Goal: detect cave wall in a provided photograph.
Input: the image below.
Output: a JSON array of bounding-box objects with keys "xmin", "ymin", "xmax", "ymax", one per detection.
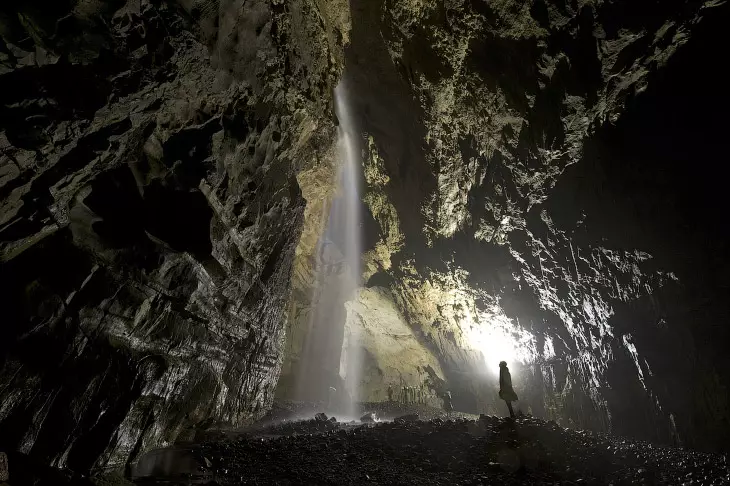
[
  {"xmin": 0, "ymin": 0, "xmax": 348, "ymax": 470},
  {"xmin": 3, "ymin": 0, "xmax": 727, "ymax": 473},
  {"xmin": 276, "ymin": 149, "xmax": 339, "ymax": 400},
  {"xmin": 550, "ymin": 4, "xmax": 730, "ymax": 448},
  {"xmin": 336, "ymin": 0, "xmax": 729, "ymax": 451},
  {"xmin": 340, "ymin": 287, "xmax": 446, "ymax": 406}
]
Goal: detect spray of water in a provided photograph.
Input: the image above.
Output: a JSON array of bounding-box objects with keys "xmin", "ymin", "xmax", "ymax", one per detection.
[
  {"xmin": 294, "ymin": 80, "xmax": 362, "ymax": 418},
  {"xmin": 333, "ymin": 81, "xmax": 363, "ymax": 417}
]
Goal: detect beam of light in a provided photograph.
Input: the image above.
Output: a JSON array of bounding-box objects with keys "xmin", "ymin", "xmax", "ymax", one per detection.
[{"xmin": 462, "ymin": 311, "xmax": 537, "ymax": 378}]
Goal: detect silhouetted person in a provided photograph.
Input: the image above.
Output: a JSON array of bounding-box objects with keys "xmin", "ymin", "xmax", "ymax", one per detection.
[
  {"xmin": 499, "ymin": 361, "xmax": 518, "ymax": 418},
  {"xmin": 387, "ymin": 385, "xmax": 393, "ymax": 402}
]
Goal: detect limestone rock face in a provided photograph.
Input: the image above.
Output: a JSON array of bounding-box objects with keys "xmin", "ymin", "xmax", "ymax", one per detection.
[
  {"xmin": 340, "ymin": 287, "xmax": 445, "ymax": 406},
  {"xmin": 0, "ymin": 0, "xmax": 347, "ymax": 470},
  {"xmin": 338, "ymin": 0, "xmax": 730, "ymax": 451}
]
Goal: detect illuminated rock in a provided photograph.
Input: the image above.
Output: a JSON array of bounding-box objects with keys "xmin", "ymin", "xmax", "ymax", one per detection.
[{"xmin": 339, "ymin": 287, "xmax": 446, "ymax": 405}]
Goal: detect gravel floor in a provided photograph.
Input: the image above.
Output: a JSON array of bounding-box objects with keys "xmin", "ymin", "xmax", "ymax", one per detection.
[{"xmin": 131, "ymin": 404, "xmax": 729, "ymax": 486}]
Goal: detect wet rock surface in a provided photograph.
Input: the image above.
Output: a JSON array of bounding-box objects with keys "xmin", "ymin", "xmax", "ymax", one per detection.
[
  {"xmin": 0, "ymin": 0, "xmax": 347, "ymax": 471},
  {"xmin": 139, "ymin": 415, "xmax": 729, "ymax": 485},
  {"xmin": 2, "ymin": 0, "xmax": 730, "ymax": 479},
  {"xmin": 275, "ymin": 0, "xmax": 730, "ymax": 454}
]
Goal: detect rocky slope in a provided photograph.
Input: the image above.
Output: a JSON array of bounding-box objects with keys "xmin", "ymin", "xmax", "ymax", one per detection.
[
  {"xmin": 146, "ymin": 413, "xmax": 730, "ymax": 485},
  {"xmin": 0, "ymin": 0, "xmax": 348, "ymax": 472}
]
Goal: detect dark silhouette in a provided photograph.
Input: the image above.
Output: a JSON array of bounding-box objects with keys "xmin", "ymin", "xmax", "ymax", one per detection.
[{"xmin": 499, "ymin": 361, "xmax": 518, "ymax": 418}]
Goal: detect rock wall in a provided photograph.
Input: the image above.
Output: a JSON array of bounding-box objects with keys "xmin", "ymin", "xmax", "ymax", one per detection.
[
  {"xmin": 337, "ymin": 0, "xmax": 729, "ymax": 451},
  {"xmin": 276, "ymin": 157, "xmax": 339, "ymax": 400},
  {"xmin": 340, "ymin": 287, "xmax": 446, "ymax": 406},
  {"xmin": 0, "ymin": 0, "xmax": 348, "ymax": 471}
]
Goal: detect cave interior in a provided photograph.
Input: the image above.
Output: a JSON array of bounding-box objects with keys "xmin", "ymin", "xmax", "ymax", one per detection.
[{"xmin": 1, "ymin": 0, "xmax": 729, "ymax": 484}]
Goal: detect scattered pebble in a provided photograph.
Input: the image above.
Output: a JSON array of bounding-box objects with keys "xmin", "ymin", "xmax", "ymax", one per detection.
[{"xmin": 163, "ymin": 410, "xmax": 730, "ymax": 485}]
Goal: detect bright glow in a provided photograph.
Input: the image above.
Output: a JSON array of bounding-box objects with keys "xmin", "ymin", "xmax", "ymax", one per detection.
[
  {"xmin": 543, "ymin": 335, "xmax": 556, "ymax": 360},
  {"xmin": 462, "ymin": 312, "xmax": 537, "ymax": 377}
]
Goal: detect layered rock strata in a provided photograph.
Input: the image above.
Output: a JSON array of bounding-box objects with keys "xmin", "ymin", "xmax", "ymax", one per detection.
[{"xmin": 0, "ymin": 0, "xmax": 348, "ymax": 471}]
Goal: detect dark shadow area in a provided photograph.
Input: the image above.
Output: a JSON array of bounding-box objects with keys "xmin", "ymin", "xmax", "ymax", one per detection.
[
  {"xmin": 344, "ymin": 0, "xmax": 437, "ymax": 252},
  {"xmin": 83, "ymin": 164, "xmax": 215, "ymax": 260},
  {"xmin": 545, "ymin": 3, "xmax": 730, "ymax": 451}
]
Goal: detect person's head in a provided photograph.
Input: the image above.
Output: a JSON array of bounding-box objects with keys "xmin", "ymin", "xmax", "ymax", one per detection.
[{"xmin": 499, "ymin": 361, "xmax": 508, "ymax": 369}]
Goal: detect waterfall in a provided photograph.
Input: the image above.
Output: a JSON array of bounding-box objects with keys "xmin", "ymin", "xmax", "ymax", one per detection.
[
  {"xmin": 333, "ymin": 81, "xmax": 363, "ymax": 418},
  {"xmin": 294, "ymin": 80, "xmax": 362, "ymax": 418}
]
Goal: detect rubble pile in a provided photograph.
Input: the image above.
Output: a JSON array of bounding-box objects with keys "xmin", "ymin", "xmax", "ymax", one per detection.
[{"xmin": 190, "ymin": 415, "xmax": 729, "ymax": 485}]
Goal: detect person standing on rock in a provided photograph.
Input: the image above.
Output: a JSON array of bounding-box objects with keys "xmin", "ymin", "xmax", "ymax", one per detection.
[{"xmin": 499, "ymin": 361, "xmax": 518, "ymax": 418}]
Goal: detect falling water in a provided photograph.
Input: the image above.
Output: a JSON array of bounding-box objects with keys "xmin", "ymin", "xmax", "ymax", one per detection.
[
  {"xmin": 333, "ymin": 81, "xmax": 363, "ymax": 418},
  {"xmin": 332, "ymin": 83, "xmax": 362, "ymax": 287},
  {"xmin": 294, "ymin": 81, "xmax": 362, "ymax": 417}
]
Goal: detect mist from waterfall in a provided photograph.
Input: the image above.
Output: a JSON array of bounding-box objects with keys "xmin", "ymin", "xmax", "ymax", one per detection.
[
  {"xmin": 333, "ymin": 81, "xmax": 363, "ymax": 417},
  {"xmin": 294, "ymin": 81, "xmax": 362, "ymax": 418},
  {"xmin": 332, "ymin": 82, "xmax": 362, "ymax": 292}
]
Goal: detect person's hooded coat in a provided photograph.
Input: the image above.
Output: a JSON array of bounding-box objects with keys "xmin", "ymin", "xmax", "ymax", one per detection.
[{"xmin": 499, "ymin": 362, "xmax": 519, "ymax": 402}]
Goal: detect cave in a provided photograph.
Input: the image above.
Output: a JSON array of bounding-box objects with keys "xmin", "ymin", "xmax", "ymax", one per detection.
[{"xmin": 1, "ymin": 0, "xmax": 729, "ymax": 484}]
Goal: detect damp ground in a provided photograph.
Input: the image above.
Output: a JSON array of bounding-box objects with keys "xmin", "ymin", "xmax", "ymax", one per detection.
[{"xmin": 129, "ymin": 402, "xmax": 728, "ymax": 486}]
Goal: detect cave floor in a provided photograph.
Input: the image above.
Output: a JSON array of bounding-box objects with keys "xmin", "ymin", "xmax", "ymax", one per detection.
[{"xmin": 129, "ymin": 405, "xmax": 729, "ymax": 486}]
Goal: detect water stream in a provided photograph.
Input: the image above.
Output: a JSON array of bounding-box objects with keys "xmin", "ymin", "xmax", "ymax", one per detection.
[
  {"xmin": 333, "ymin": 81, "xmax": 363, "ymax": 417},
  {"xmin": 294, "ymin": 81, "xmax": 362, "ymax": 417}
]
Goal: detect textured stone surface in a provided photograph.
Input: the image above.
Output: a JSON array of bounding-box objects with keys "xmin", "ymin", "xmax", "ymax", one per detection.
[
  {"xmin": 334, "ymin": 0, "xmax": 730, "ymax": 452},
  {"xmin": 340, "ymin": 287, "xmax": 445, "ymax": 405},
  {"xmin": 276, "ymin": 147, "xmax": 339, "ymax": 399},
  {"xmin": 0, "ymin": 0, "xmax": 347, "ymax": 471},
  {"xmin": 171, "ymin": 414, "xmax": 730, "ymax": 485},
  {"xmin": 2, "ymin": 0, "xmax": 729, "ymax": 476}
]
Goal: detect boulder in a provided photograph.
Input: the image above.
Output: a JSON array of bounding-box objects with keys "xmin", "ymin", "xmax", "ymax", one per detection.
[{"xmin": 360, "ymin": 412, "xmax": 377, "ymax": 423}]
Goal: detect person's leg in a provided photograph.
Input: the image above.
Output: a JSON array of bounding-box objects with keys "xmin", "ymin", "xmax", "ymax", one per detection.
[{"xmin": 506, "ymin": 401, "xmax": 515, "ymax": 418}]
